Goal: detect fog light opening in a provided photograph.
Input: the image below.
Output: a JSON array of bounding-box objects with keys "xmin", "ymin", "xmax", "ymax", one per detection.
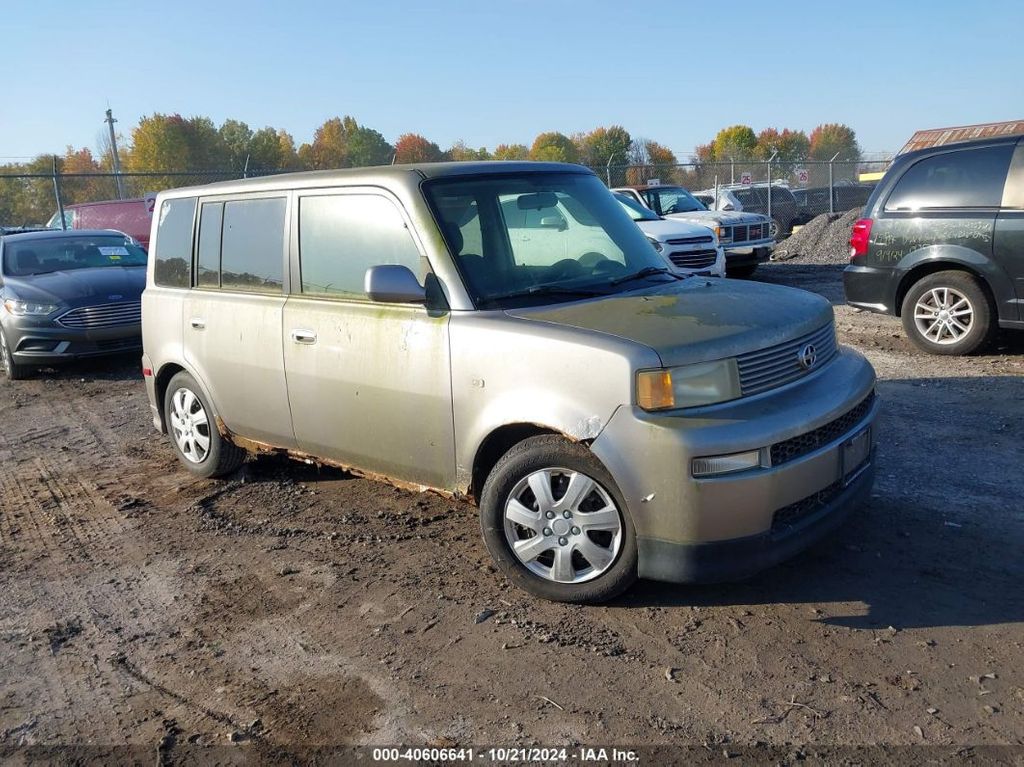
[{"xmin": 692, "ymin": 449, "xmax": 762, "ymax": 478}]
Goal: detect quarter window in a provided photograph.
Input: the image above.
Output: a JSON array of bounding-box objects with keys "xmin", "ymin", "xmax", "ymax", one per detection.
[
  {"xmin": 298, "ymin": 194, "xmax": 423, "ymax": 298},
  {"xmin": 885, "ymin": 146, "xmax": 1014, "ymax": 211},
  {"xmin": 154, "ymin": 197, "xmax": 196, "ymax": 288},
  {"xmin": 220, "ymin": 197, "xmax": 286, "ymax": 293}
]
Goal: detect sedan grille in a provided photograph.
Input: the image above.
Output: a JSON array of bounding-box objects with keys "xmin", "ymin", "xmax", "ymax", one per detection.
[
  {"xmin": 770, "ymin": 391, "xmax": 876, "ymax": 466},
  {"xmin": 668, "ymin": 249, "xmax": 718, "ymax": 270},
  {"xmin": 57, "ymin": 301, "xmax": 141, "ymax": 329},
  {"xmin": 736, "ymin": 323, "xmax": 838, "ymax": 397}
]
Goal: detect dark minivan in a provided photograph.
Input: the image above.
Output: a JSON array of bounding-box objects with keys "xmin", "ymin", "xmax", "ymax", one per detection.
[{"xmin": 844, "ymin": 136, "xmax": 1024, "ymax": 355}]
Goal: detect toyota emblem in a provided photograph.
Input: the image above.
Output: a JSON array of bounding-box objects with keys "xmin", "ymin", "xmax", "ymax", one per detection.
[{"xmin": 798, "ymin": 344, "xmax": 817, "ymax": 370}]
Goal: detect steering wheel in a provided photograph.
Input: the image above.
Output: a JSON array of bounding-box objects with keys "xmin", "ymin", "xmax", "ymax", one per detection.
[{"xmin": 545, "ymin": 258, "xmax": 586, "ymax": 280}]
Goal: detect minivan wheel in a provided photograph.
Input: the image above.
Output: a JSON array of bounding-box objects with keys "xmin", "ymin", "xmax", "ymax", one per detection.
[
  {"xmin": 480, "ymin": 435, "xmax": 637, "ymax": 603},
  {"xmin": 901, "ymin": 271, "xmax": 995, "ymax": 355},
  {"xmin": 0, "ymin": 328, "xmax": 29, "ymax": 380},
  {"xmin": 164, "ymin": 371, "xmax": 246, "ymax": 478}
]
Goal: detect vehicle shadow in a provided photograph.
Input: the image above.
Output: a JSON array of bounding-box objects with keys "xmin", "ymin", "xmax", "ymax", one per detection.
[
  {"xmin": 617, "ymin": 373, "xmax": 1024, "ymax": 631},
  {"xmin": 27, "ymin": 352, "xmax": 143, "ymax": 383},
  {"xmin": 752, "ymin": 261, "xmax": 847, "ymax": 305}
]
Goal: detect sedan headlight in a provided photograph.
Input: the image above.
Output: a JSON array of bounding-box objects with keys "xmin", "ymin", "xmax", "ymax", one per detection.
[
  {"xmin": 636, "ymin": 358, "xmax": 741, "ymax": 411},
  {"xmin": 3, "ymin": 299, "xmax": 61, "ymax": 316},
  {"xmin": 646, "ymin": 236, "xmax": 664, "ymax": 253}
]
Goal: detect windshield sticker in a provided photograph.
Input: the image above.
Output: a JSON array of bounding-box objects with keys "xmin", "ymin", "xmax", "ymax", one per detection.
[{"xmin": 98, "ymin": 246, "xmax": 130, "ymax": 257}]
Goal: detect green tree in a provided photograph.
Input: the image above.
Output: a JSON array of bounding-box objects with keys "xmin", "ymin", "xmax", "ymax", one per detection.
[
  {"xmin": 300, "ymin": 117, "xmax": 394, "ymax": 169},
  {"xmin": 447, "ymin": 140, "xmax": 491, "ymax": 161},
  {"xmin": 578, "ymin": 125, "xmax": 632, "ymax": 171},
  {"xmin": 711, "ymin": 125, "xmax": 758, "ymax": 161},
  {"xmin": 219, "ymin": 119, "xmax": 254, "ymax": 170},
  {"xmin": 394, "ymin": 133, "xmax": 444, "ymax": 164},
  {"xmin": 492, "ymin": 143, "xmax": 529, "ymax": 161},
  {"xmin": 529, "ymin": 132, "xmax": 579, "ymax": 163}
]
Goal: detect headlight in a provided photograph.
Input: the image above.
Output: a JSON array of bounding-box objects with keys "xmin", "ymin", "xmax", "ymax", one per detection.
[
  {"xmin": 3, "ymin": 299, "xmax": 61, "ymax": 316},
  {"xmin": 715, "ymin": 224, "xmax": 732, "ymax": 242},
  {"xmin": 646, "ymin": 236, "xmax": 664, "ymax": 253},
  {"xmin": 636, "ymin": 358, "xmax": 741, "ymax": 410}
]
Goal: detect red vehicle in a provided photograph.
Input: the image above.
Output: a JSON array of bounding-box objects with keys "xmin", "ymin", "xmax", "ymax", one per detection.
[{"xmin": 48, "ymin": 195, "xmax": 155, "ymax": 249}]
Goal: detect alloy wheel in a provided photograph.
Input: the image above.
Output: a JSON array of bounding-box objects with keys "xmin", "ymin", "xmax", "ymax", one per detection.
[
  {"xmin": 169, "ymin": 387, "xmax": 211, "ymax": 463},
  {"xmin": 503, "ymin": 468, "xmax": 623, "ymax": 584},
  {"xmin": 913, "ymin": 287, "xmax": 974, "ymax": 345}
]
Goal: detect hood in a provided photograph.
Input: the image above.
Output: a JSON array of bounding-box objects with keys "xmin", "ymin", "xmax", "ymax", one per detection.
[
  {"xmin": 506, "ymin": 278, "xmax": 833, "ymax": 367},
  {"xmin": 664, "ymin": 209, "xmax": 769, "ymax": 227},
  {"xmin": 2, "ymin": 266, "xmax": 146, "ymax": 308},
  {"xmin": 633, "ymin": 218, "xmax": 716, "ymax": 241}
]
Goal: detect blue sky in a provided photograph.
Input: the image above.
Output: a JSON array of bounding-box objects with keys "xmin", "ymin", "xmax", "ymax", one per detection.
[{"xmin": 2, "ymin": 0, "xmax": 1022, "ymax": 161}]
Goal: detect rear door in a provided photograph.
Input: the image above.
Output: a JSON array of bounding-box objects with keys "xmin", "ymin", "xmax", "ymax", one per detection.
[
  {"xmin": 282, "ymin": 188, "xmax": 455, "ymax": 490},
  {"xmin": 994, "ymin": 140, "xmax": 1024, "ymax": 319},
  {"xmin": 182, "ymin": 193, "xmax": 295, "ymax": 447}
]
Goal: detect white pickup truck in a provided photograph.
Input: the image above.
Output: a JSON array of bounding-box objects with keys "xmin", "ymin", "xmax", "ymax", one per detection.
[{"xmin": 613, "ymin": 184, "xmax": 774, "ymax": 277}]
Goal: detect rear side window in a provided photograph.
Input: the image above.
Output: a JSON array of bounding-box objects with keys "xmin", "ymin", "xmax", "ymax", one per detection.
[
  {"xmin": 219, "ymin": 197, "xmax": 286, "ymax": 293},
  {"xmin": 196, "ymin": 202, "xmax": 223, "ymax": 288},
  {"xmin": 885, "ymin": 145, "xmax": 1014, "ymax": 211},
  {"xmin": 154, "ymin": 197, "xmax": 196, "ymax": 287},
  {"xmin": 298, "ymin": 194, "xmax": 422, "ymax": 299}
]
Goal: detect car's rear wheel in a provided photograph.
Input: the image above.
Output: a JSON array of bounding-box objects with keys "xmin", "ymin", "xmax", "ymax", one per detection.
[
  {"xmin": 480, "ymin": 435, "xmax": 637, "ymax": 603},
  {"xmin": 900, "ymin": 271, "xmax": 995, "ymax": 356},
  {"xmin": 164, "ymin": 371, "xmax": 246, "ymax": 478},
  {"xmin": 0, "ymin": 328, "xmax": 30, "ymax": 380}
]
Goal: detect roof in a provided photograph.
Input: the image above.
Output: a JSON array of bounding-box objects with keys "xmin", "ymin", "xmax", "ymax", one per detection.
[
  {"xmin": 899, "ymin": 120, "xmax": 1024, "ymax": 155},
  {"xmin": 162, "ymin": 161, "xmax": 593, "ymax": 198},
  {"xmin": 0, "ymin": 228, "xmax": 125, "ymax": 243}
]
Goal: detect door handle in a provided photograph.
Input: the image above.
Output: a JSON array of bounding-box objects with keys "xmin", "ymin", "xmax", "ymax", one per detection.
[
  {"xmin": 190, "ymin": 317, "xmax": 206, "ymax": 329},
  {"xmin": 291, "ymin": 329, "xmax": 317, "ymax": 345}
]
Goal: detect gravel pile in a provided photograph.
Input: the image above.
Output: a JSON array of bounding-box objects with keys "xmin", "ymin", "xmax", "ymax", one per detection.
[{"xmin": 772, "ymin": 209, "xmax": 860, "ymax": 264}]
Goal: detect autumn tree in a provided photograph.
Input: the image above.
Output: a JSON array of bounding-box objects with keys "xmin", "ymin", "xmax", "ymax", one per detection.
[
  {"xmin": 626, "ymin": 138, "xmax": 678, "ymax": 185},
  {"xmin": 809, "ymin": 123, "xmax": 860, "ymax": 162},
  {"xmin": 298, "ymin": 116, "xmax": 393, "ymax": 170},
  {"xmin": 529, "ymin": 132, "xmax": 579, "ymax": 163},
  {"xmin": 492, "ymin": 143, "xmax": 529, "ymax": 161},
  {"xmin": 127, "ymin": 114, "xmax": 230, "ymax": 189},
  {"xmin": 710, "ymin": 125, "xmax": 758, "ymax": 161},
  {"xmin": 59, "ymin": 146, "xmax": 111, "ymax": 204},
  {"xmin": 394, "ymin": 133, "xmax": 444, "ymax": 164},
  {"xmin": 577, "ymin": 126, "xmax": 632, "ymax": 170},
  {"xmin": 447, "ymin": 140, "xmax": 491, "ymax": 161}
]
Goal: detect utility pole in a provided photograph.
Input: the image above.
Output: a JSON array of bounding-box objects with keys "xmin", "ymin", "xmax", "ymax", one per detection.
[{"xmin": 105, "ymin": 108, "xmax": 126, "ymax": 200}]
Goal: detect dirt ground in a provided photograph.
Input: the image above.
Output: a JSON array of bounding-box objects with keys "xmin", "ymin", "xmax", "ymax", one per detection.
[{"xmin": 1, "ymin": 261, "xmax": 1023, "ymax": 762}]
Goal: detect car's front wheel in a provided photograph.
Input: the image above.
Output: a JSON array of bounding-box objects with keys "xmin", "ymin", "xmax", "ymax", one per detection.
[
  {"xmin": 164, "ymin": 371, "xmax": 246, "ymax": 478},
  {"xmin": 480, "ymin": 435, "xmax": 637, "ymax": 603},
  {"xmin": 900, "ymin": 271, "xmax": 995, "ymax": 355},
  {"xmin": 0, "ymin": 327, "xmax": 29, "ymax": 380}
]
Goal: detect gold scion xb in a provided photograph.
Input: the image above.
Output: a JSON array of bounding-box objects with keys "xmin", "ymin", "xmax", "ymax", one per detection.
[{"xmin": 141, "ymin": 162, "xmax": 879, "ymax": 603}]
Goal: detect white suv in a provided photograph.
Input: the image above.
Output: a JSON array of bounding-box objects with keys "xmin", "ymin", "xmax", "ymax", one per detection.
[{"xmin": 613, "ymin": 192, "xmax": 725, "ymax": 277}]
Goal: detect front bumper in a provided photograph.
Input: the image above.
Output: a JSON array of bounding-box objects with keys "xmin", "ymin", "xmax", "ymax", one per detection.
[
  {"xmin": 843, "ymin": 263, "xmax": 898, "ymax": 315},
  {"xmin": 724, "ymin": 243, "xmax": 773, "ymax": 267},
  {"xmin": 590, "ymin": 347, "xmax": 878, "ymax": 583},
  {"xmin": 4, "ymin": 316, "xmax": 141, "ymax": 364}
]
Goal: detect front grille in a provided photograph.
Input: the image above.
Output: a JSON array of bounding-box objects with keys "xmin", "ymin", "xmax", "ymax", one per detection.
[
  {"xmin": 736, "ymin": 323, "xmax": 838, "ymax": 396},
  {"xmin": 732, "ymin": 224, "xmax": 748, "ymax": 242},
  {"xmin": 57, "ymin": 302, "xmax": 141, "ymax": 329},
  {"xmin": 668, "ymin": 249, "xmax": 718, "ymax": 269},
  {"xmin": 666, "ymin": 235, "xmax": 714, "ymax": 246},
  {"xmin": 770, "ymin": 391, "xmax": 875, "ymax": 466},
  {"xmin": 772, "ymin": 480, "xmax": 844, "ymax": 534}
]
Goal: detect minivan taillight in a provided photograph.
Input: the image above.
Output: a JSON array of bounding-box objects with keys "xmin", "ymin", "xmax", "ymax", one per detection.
[{"xmin": 849, "ymin": 218, "xmax": 873, "ymax": 260}]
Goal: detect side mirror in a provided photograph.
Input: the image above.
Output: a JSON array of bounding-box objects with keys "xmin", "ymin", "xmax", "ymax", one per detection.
[
  {"xmin": 539, "ymin": 215, "xmax": 567, "ymax": 231},
  {"xmin": 364, "ymin": 264, "xmax": 427, "ymax": 304}
]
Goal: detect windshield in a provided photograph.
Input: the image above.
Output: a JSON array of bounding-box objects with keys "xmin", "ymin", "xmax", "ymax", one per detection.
[
  {"xmin": 614, "ymin": 192, "xmax": 660, "ymax": 222},
  {"xmin": 645, "ymin": 186, "xmax": 707, "ymax": 215},
  {"xmin": 426, "ymin": 173, "xmax": 675, "ymax": 307},
  {"xmin": 2, "ymin": 234, "xmax": 147, "ymax": 277}
]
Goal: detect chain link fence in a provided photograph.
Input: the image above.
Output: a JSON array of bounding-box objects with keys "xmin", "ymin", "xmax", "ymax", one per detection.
[{"xmin": 1, "ymin": 157, "xmax": 892, "ymax": 233}]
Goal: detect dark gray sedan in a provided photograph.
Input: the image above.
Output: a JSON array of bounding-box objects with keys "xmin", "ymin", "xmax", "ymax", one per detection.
[{"xmin": 0, "ymin": 229, "xmax": 147, "ymax": 379}]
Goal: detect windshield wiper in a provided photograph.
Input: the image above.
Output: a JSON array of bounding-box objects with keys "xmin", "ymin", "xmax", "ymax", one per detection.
[
  {"xmin": 609, "ymin": 266, "xmax": 685, "ymax": 286},
  {"xmin": 479, "ymin": 284, "xmax": 605, "ymax": 306}
]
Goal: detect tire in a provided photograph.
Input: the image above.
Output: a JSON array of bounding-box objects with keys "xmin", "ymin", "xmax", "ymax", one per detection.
[
  {"xmin": 726, "ymin": 263, "xmax": 758, "ymax": 279},
  {"xmin": 0, "ymin": 327, "xmax": 30, "ymax": 380},
  {"xmin": 479, "ymin": 435, "xmax": 637, "ymax": 603},
  {"xmin": 768, "ymin": 218, "xmax": 782, "ymax": 239},
  {"xmin": 164, "ymin": 371, "xmax": 246, "ymax": 478},
  {"xmin": 900, "ymin": 271, "xmax": 995, "ymax": 356}
]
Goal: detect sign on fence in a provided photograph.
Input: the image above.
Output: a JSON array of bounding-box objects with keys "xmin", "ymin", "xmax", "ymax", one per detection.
[
  {"xmin": 143, "ymin": 192, "xmax": 158, "ymax": 213},
  {"xmin": 795, "ymin": 168, "xmax": 810, "ymax": 185},
  {"xmin": 647, "ymin": 178, "xmax": 661, "ymax": 186},
  {"xmin": 740, "ymin": 172, "xmax": 752, "ymax": 185}
]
